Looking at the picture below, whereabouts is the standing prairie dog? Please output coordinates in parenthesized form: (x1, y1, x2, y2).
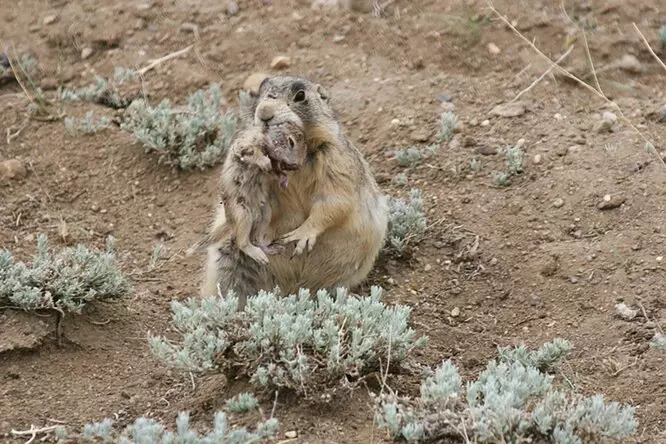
(201, 76, 389, 308)
(188, 121, 306, 264)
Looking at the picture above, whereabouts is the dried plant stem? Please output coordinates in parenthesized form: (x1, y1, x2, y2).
(485, 0, 665, 169)
(632, 23, 666, 74)
(511, 45, 573, 103)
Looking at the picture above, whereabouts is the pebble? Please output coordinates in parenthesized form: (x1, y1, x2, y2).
(181, 22, 199, 33)
(593, 119, 613, 133)
(333, 34, 345, 43)
(424, 264, 432, 271)
(271, 55, 291, 70)
(40, 77, 58, 91)
(285, 431, 298, 439)
(555, 145, 569, 156)
(243, 72, 268, 95)
(617, 54, 643, 73)
(487, 42, 501, 54)
(602, 111, 617, 123)
(481, 119, 490, 126)
(598, 194, 625, 210)
(43, 15, 57, 25)
(438, 94, 453, 103)
(81, 47, 94, 60)
(645, 321, 657, 329)
(410, 128, 431, 143)
(615, 302, 638, 320)
(490, 101, 527, 118)
(568, 276, 578, 284)
(390, 118, 401, 127)
(226, 0, 239, 15)
(489, 257, 498, 266)
(475, 145, 497, 156)
(451, 307, 461, 317)
(553, 198, 564, 208)
(533, 154, 542, 164)
(0, 159, 27, 183)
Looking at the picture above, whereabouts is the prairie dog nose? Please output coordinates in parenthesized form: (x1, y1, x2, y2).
(256, 103, 275, 122)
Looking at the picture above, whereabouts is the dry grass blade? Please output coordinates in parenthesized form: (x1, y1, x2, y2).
(484, 0, 665, 169)
(632, 23, 666, 74)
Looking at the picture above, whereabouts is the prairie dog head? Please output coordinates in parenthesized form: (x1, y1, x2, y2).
(251, 76, 337, 150)
(235, 144, 272, 172)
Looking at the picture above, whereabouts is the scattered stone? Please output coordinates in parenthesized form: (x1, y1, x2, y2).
(462, 136, 476, 147)
(553, 198, 564, 208)
(333, 34, 345, 43)
(475, 145, 497, 156)
(615, 302, 638, 321)
(617, 54, 643, 74)
(490, 101, 527, 118)
(593, 119, 613, 134)
(226, 0, 239, 16)
(81, 47, 94, 60)
(555, 146, 568, 156)
(424, 263, 432, 272)
(540, 255, 558, 277)
(0, 159, 27, 183)
(270, 55, 291, 70)
(602, 111, 617, 123)
(181, 22, 199, 33)
(487, 42, 501, 54)
(438, 94, 453, 103)
(567, 145, 581, 155)
(480, 119, 490, 126)
(410, 128, 431, 143)
(284, 431, 298, 439)
(489, 257, 498, 266)
(451, 307, 461, 317)
(554, 113, 563, 120)
(533, 154, 542, 164)
(43, 15, 57, 25)
(645, 321, 657, 329)
(243, 72, 268, 95)
(40, 77, 58, 91)
(598, 194, 625, 210)
(390, 118, 401, 127)
(568, 276, 578, 284)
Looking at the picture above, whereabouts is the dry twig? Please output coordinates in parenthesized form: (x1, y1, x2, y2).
(138, 45, 193, 76)
(511, 45, 573, 103)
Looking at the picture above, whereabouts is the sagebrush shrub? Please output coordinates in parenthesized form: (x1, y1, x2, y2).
(650, 332, 666, 351)
(121, 84, 237, 170)
(384, 188, 428, 256)
(395, 145, 436, 168)
(77, 410, 278, 443)
(437, 111, 458, 142)
(374, 339, 638, 443)
(65, 111, 111, 136)
(60, 67, 139, 109)
(149, 286, 426, 397)
(0, 234, 130, 313)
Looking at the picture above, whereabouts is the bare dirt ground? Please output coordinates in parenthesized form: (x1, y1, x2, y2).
(1, 0, 666, 442)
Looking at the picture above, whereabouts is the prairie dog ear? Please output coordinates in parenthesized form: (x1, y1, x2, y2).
(258, 76, 271, 96)
(316, 84, 330, 102)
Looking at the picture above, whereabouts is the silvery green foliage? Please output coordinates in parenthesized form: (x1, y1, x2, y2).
(121, 84, 237, 170)
(395, 145, 436, 168)
(491, 170, 510, 187)
(65, 111, 111, 136)
(660, 25, 666, 50)
(437, 111, 458, 142)
(81, 411, 278, 443)
(498, 145, 525, 175)
(149, 286, 426, 396)
(0, 234, 130, 313)
(384, 188, 427, 255)
(650, 332, 666, 351)
(60, 67, 138, 109)
(498, 338, 572, 372)
(226, 392, 260, 413)
(375, 340, 637, 443)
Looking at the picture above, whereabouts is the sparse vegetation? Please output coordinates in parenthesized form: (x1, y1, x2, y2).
(437, 111, 458, 142)
(384, 188, 428, 256)
(120, 84, 237, 170)
(226, 392, 260, 413)
(469, 156, 483, 172)
(650, 332, 666, 351)
(64, 111, 111, 136)
(490, 145, 526, 187)
(60, 67, 140, 109)
(659, 24, 666, 51)
(374, 339, 638, 443)
(0, 234, 130, 314)
(395, 144, 436, 168)
(149, 285, 426, 397)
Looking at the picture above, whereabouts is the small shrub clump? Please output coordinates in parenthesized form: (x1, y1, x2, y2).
(490, 144, 526, 187)
(149, 286, 426, 397)
(384, 188, 428, 256)
(395, 145, 436, 168)
(226, 392, 260, 413)
(437, 111, 458, 142)
(60, 67, 140, 109)
(64, 111, 112, 136)
(77, 410, 278, 443)
(650, 332, 666, 351)
(121, 84, 237, 170)
(374, 339, 638, 443)
(0, 234, 130, 314)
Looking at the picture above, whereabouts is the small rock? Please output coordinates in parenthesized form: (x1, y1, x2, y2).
(617, 54, 643, 74)
(284, 431, 298, 439)
(602, 111, 617, 123)
(181, 22, 199, 33)
(424, 264, 432, 272)
(598, 194, 625, 210)
(568, 276, 578, 284)
(490, 101, 527, 118)
(333, 34, 345, 43)
(462, 136, 476, 147)
(243, 72, 268, 95)
(487, 42, 501, 54)
(270, 55, 291, 70)
(0, 159, 27, 183)
(553, 198, 564, 208)
(540, 255, 558, 277)
(489, 257, 498, 266)
(43, 15, 57, 25)
(226, 0, 239, 16)
(533, 154, 542, 164)
(292, 11, 304, 20)
(554, 113, 563, 120)
(645, 321, 657, 329)
(438, 94, 453, 103)
(390, 118, 401, 127)
(451, 307, 461, 317)
(555, 145, 569, 156)
(567, 145, 580, 155)
(40, 77, 58, 91)
(410, 128, 431, 143)
(593, 119, 613, 133)
(615, 302, 638, 321)
(475, 145, 497, 156)
(480, 119, 490, 126)
(81, 47, 94, 60)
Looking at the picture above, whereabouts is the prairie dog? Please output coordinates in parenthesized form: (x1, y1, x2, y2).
(201, 76, 389, 307)
(189, 122, 306, 264)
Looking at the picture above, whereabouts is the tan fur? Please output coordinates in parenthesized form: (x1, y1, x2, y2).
(201, 76, 389, 307)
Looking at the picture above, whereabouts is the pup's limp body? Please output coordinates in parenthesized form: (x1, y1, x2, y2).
(189, 123, 305, 264)
(201, 76, 389, 308)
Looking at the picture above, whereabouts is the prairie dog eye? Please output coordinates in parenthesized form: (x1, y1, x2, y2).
(294, 90, 306, 102)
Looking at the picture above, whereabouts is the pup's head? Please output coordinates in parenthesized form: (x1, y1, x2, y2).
(236, 144, 272, 173)
(265, 121, 307, 189)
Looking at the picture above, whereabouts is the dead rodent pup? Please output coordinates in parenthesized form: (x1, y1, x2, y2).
(186, 126, 304, 263)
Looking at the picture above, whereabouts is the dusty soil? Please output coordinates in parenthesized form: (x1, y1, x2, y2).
(2, 0, 666, 442)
